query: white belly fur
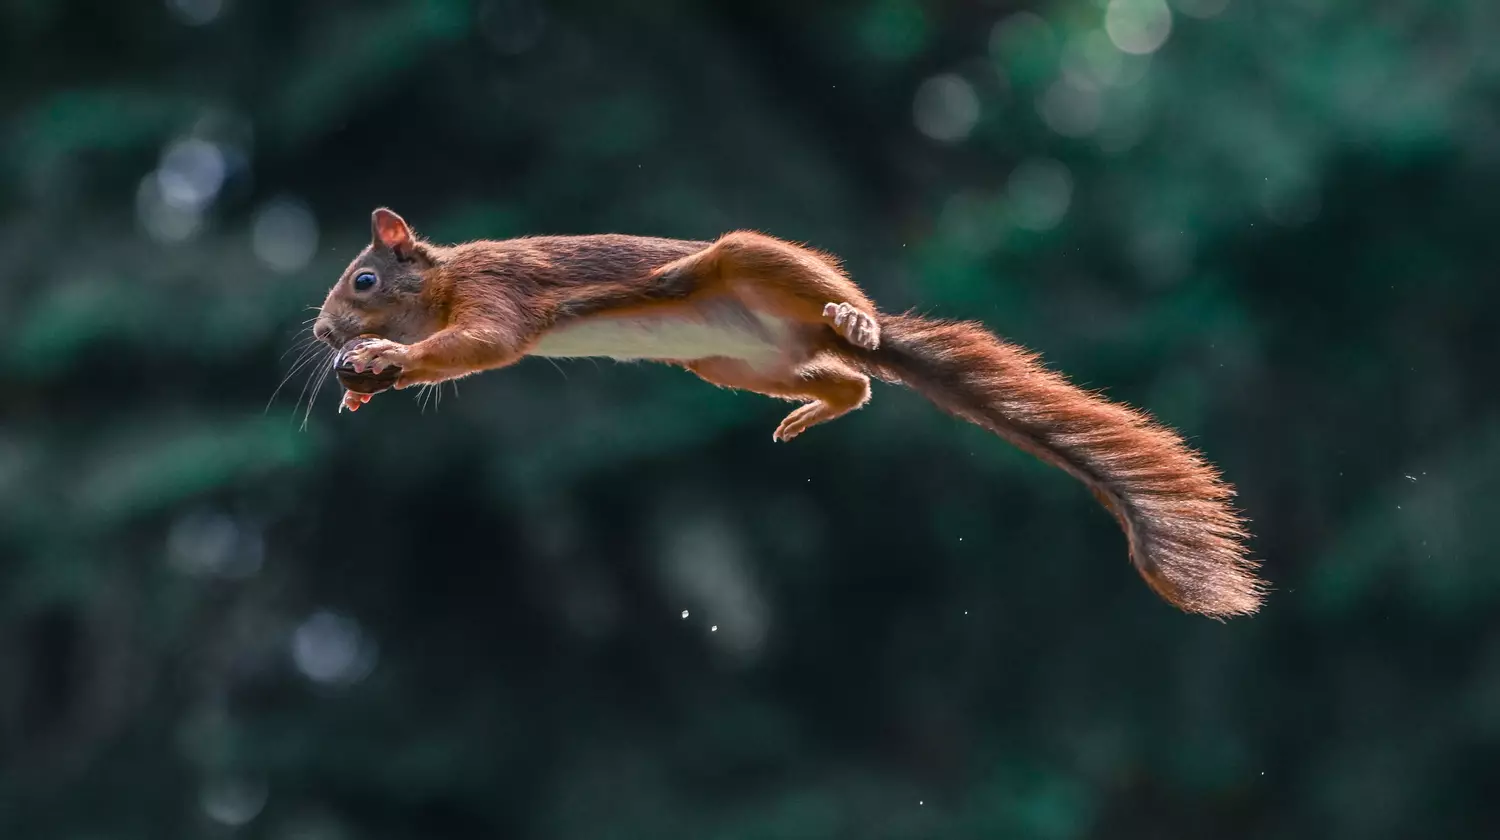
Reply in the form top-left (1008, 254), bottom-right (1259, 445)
top-left (528, 300), bottom-right (790, 367)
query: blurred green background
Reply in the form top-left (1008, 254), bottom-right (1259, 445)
top-left (4, 0), bottom-right (1499, 837)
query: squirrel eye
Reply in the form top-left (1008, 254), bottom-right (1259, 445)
top-left (353, 271), bottom-right (377, 292)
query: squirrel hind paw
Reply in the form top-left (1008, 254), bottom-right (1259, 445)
top-left (822, 302), bottom-right (880, 350)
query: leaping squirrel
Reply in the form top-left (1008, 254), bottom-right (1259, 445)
top-left (312, 208), bottom-right (1264, 618)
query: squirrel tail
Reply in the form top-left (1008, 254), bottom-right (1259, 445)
top-left (841, 313), bottom-right (1264, 618)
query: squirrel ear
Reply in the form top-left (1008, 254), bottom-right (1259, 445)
top-left (371, 208), bottom-right (417, 260)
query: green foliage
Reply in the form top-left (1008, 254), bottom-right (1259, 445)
top-left (3, 0), bottom-right (1498, 838)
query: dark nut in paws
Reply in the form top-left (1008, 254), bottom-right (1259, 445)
top-left (334, 337), bottom-right (402, 395)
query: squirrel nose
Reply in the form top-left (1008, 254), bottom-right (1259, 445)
top-left (313, 321), bottom-right (335, 345)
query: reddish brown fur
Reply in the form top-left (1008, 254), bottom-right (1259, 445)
top-left (838, 317), bottom-right (1262, 617)
top-left (316, 209), bottom-right (1265, 617)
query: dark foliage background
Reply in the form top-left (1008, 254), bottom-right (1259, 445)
top-left (4, 0), bottom-right (1499, 837)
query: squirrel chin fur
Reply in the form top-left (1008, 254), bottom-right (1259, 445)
top-left (313, 208), bottom-right (1265, 618)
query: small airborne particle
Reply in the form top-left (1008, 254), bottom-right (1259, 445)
top-left (1405, 475), bottom-right (1418, 482)
top-left (711, 625), bottom-right (718, 632)
top-left (681, 610), bottom-right (689, 619)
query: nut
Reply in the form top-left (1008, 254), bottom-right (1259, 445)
top-left (334, 337), bottom-right (402, 395)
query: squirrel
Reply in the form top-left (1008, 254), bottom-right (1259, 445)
top-left (312, 208), bottom-right (1264, 618)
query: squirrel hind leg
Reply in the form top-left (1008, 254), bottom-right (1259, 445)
top-left (773, 360), bottom-right (871, 442)
top-left (821, 302), bottom-right (880, 350)
top-left (684, 355), bottom-right (871, 442)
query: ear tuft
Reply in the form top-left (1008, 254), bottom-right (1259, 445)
top-left (371, 208), bottom-right (417, 260)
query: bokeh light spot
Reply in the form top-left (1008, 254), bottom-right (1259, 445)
top-left (252, 197), bottom-right (319, 274)
top-left (1106, 0), bottom-right (1174, 55)
top-left (1040, 79), bottom-right (1103, 137)
top-left (1006, 158), bottom-right (1074, 231)
top-left (167, 0), bottom-right (225, 27)
top-left (913, 74), bottom-right (981, 143)
top-left (989, 12), bottom-right (1056, 64)
top-left (291, 610), bottom-right (376, 686)
top-left (167, 509), bottom-right (263, 580)
top-left (200, 775), bottom-right (268, 827)
top-left (136, 174), bottom-right (203, 244)
top-left (157, 137), bottom-right (226, 212)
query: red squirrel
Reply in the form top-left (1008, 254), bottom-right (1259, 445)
top-left (312, 208), bottom-right (1264, 618)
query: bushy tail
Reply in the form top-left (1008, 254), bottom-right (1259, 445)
top-left (843, 313), bottom-right (1264, 618)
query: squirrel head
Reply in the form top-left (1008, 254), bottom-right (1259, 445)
top-left (314, 208), bottom-right (443, 349)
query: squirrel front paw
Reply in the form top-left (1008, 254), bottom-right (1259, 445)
top-left (343, 338), bottom-right (411, 375)
top-left (341, 390), bottom-right (374, 413)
